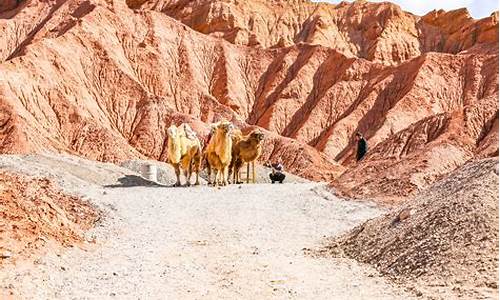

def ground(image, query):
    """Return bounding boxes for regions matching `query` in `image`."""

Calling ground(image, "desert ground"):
[1,154,498,300]
[0,154,417,299]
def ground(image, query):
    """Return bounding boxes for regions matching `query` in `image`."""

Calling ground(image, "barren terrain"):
[1,154,413,299]
[317,158,499,299]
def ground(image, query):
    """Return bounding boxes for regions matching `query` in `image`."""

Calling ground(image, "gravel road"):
[0,155,413,299]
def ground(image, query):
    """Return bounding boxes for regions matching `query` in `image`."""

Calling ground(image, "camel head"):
[215,121,234,137]
[249,130,265,143]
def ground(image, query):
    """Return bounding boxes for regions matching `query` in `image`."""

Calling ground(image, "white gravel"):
[0,154,414,299]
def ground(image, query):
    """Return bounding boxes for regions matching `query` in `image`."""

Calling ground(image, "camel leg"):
[233,160,241,184]
[207,161,212,185]
[174,164,181,187]
[184,169,190,187]
[238,167,243,184]
[246,163,250,184]
[223,166,228,186]
[232,164,237,185]
[215,168,221,187]
[194,158,200,186]
[252,161,256,183]
[232,166,235,183]
[235,166,240,184]
[228,163,233,184]
[185,159,192,187]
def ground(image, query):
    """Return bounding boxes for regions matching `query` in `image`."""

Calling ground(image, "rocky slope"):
[318,158,499,299]
[0,0,497,200]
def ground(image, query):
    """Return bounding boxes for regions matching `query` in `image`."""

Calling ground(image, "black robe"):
[356,138,368,161]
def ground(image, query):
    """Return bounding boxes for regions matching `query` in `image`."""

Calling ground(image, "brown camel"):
[229,129,265,184]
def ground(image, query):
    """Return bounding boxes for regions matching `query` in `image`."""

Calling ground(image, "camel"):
[227,128,243,182]
[205,121,234,186]
[166,123,202,187]
[229,129,265,184]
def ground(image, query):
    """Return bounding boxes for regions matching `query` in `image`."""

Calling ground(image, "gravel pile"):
[319,158,499,299]
[0,172,100,265]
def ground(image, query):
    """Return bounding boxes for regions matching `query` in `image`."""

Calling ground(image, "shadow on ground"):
[104,175,167,188]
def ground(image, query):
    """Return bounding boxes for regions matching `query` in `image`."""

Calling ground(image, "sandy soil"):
[0,154,413,299]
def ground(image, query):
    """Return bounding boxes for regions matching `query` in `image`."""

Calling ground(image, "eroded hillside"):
[0,0,498,200]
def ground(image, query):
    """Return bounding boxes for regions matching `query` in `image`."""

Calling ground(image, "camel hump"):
[180,123,198,140]
[166,124,178,138]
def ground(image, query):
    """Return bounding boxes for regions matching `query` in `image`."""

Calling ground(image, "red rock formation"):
[0,0,497,201]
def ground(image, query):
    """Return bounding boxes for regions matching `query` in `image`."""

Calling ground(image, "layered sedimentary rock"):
[0,0,497,200]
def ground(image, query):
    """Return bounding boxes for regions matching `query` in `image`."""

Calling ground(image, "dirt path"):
[2,180,414,299]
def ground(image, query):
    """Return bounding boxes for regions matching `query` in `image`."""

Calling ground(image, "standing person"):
[355,132,368,162]
[269,158,286,184]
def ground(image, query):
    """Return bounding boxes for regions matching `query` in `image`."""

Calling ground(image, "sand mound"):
[0,172,100,265]
[319,158,499,299]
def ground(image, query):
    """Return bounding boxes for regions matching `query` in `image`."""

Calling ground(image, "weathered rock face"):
[0,0,497,201]
[146,0,498,65]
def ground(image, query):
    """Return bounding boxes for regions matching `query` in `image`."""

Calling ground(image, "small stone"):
[397,208,411,222]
